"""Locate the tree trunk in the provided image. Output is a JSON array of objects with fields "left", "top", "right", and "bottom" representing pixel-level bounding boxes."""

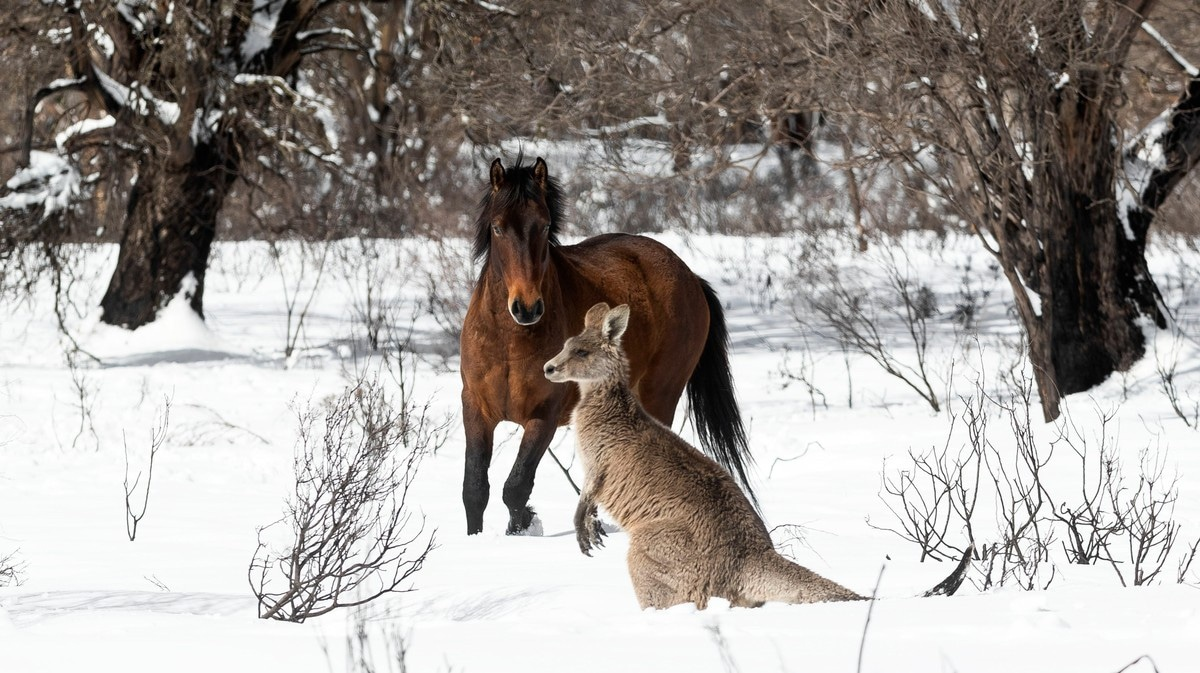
[
  {"left": 1013, "top": 82, "right": 1167, "bottom": 421},
  {"left": 1025, "top": 190, "right": 1166, "bottom": 421},
  {"left": 99, "top": 140, "right": 238, "bottom": 329}
]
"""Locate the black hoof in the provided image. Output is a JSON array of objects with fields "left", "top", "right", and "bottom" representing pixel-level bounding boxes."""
[{"left": 505, "top": 506, "right": 537, "bottom": 535}]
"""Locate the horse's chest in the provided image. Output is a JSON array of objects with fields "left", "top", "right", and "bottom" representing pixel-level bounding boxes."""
[{"left": 463, "top": 343, "right": 564, "bottom": 423}]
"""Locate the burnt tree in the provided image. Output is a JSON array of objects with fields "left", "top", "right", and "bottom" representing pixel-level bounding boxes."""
[{"left": 811, "top": 0, "right": 1200, "bottom": 419}]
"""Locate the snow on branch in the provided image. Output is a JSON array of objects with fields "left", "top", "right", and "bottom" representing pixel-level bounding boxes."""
[
  {"left": 1141, "top": 22, "right": 1199, "bottom": 77},
  {"left": 55, "top": 115, "right": 116, "bottom": 151},
  {"left": 93, "top": 68, "right": 181, "bottom": 126},
  {"left": 1119, "top": 75, "right": 1200, "bottom": 238},
  {"left": 296, "top": 27, "right": 358, "bottom": 43},
  {"left": 582, "top": 114, "right": 670, "bottom": 138},
  {"left": 472, "top": 0, "right": 519, "bottom": 17},
  {"left": 241, "top": 0, "right": 285, "bottom": 66},
  {"left": 0, "top": 150, "right": 82, "bottom": 217}
]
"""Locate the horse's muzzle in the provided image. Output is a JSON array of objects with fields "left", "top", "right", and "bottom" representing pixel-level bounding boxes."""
[{"left": 510, "top": 298, "right": 545, "bottom": 325}]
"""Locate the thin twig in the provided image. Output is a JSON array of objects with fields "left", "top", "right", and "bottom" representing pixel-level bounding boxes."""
[{"left": 856, "top": 563, "right": 886, "bottom": 673}]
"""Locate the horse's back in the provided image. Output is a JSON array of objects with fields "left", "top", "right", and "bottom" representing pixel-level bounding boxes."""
[
  {"left": 559, "top": 233, "right": 705, "bottom": 308},
  {"left": 557, "top": 233, "right": 710, "bottom": 420}
]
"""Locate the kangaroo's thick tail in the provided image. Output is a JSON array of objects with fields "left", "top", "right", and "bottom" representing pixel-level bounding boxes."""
[
  {"left": 688, "top": 279, "right": 757, "bottom": 505},
  {"left": 922, "top": 544, "right": 975, "bottom": 597},
  {"left": 743, "top": 551, "right": 865, "bottom": 604}
]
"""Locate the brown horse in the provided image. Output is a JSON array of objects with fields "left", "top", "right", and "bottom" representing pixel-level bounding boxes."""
[{"left": 460, "top": 156, "right": 755, "bottom": 535}]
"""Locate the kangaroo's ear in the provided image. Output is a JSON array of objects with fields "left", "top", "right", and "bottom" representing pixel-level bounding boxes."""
[
  {"left": 602, "top": 305, "right": 631, "bottom": 343},
  {"left": 533, "top": 157, "right": 548, "bottom": 190},
  {"left": 490, "top": 158, "right": 505, "bottom": 192},
  {"left": 584, "top": 302, "right": 611, "bottom": 328}
]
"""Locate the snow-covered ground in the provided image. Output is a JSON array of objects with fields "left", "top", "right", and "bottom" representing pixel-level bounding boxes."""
[{"left": 1, "top": 232, "right": 1197, "bottom": 672}]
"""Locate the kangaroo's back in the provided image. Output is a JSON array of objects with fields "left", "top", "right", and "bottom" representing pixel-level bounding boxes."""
[{"left": 545, "top": 303, "right": 868, "bottom": 609}]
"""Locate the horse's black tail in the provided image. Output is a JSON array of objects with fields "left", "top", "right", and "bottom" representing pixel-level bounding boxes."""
[{"left": 688, "top": 280, "right": 758, "bottom": 505}]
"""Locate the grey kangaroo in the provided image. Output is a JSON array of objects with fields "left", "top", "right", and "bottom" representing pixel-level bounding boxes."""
[{"left": 544, "top": 302, "right": 971, "bottom": 609}]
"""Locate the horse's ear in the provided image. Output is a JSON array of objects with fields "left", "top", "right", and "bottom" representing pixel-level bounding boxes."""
[
  {"left": 584, "top": 302, "right": 611, "bottom": 328},
  {"left": 533, "top": 157, "right": 548, "bottom": 190},
  {"left": 490, "top": 158, "right": 505, "bottom": 192},
  {"left": 601, "top": 305, "right": 631, "bottom": 343}
]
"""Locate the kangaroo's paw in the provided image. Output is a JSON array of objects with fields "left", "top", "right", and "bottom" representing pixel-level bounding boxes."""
[{"left": 577, "top": 513, "right": 606, "bottom": 556}]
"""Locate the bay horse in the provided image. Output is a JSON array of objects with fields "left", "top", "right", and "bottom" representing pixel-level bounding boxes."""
[{"left": 460, "top": 156, "right": 755, "bottom": 535}]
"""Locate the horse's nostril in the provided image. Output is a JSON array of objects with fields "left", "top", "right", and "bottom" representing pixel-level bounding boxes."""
[
  {"left": 532, "top": 299, "right": 544, "bottom": 318},
  {"left": 511, "top": 300, "right": 521, "bottom": 316},
  {"left": 544, "top": 363, "right": 555, "bottom": 375}
]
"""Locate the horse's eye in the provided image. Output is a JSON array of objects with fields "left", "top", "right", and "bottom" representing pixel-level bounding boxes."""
[
  {"left": 573, "top": 348, "right": 589, "bottom": 358},
  {"left": 543, "top": 222, "right": 551, "bottom": 233},
  {"left": 492, "top": 225, "right": 502, "bottom": 235}
]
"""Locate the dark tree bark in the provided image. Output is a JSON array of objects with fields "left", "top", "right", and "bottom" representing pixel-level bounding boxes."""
[
  {"left": 3, "top": 1, "right": 408, "bottom": 330},
  {"left": 99, "top": 138, "right": 240, "bottom": 327},
  {"left": 806, "top": 0, "right": 1200, "bottom": 420}
]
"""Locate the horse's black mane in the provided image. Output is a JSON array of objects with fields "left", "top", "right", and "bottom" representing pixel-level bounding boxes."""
[{"left": 472, "top": 155, "right": 565, "bottom": 262}]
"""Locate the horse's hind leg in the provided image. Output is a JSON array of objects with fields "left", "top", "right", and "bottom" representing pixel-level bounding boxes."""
[
  {"left": 462, "top": 398, "right": 495, "bottom": 535},
  {"left": 502, "top": 416, "right": 558, "bottom": 534}
]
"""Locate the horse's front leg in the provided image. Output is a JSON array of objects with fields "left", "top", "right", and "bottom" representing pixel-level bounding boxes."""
[
  {"left": 462, "top": 398, "right": 495, "bottom": 535},
  {"left": 502, "top": 416, "right": 559, "bottom": 534}
]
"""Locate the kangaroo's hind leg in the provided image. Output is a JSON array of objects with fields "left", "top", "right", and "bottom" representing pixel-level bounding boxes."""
[{"left": 626, "top": 524, "right": 709, "bottom": 609}]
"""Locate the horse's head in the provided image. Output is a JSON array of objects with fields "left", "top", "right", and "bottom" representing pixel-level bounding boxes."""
[{"left": 474, "top": 156, "right": 563, "bottom": 326}]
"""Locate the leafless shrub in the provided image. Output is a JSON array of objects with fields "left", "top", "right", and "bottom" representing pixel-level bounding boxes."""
[
  {"left": 339, "top": 239, "right": 406, "bottom": 353},
  {"left": 1176, "top": 538, "right": 1200, "bottom": 584},
  {"left": 1051, "top": 408, "right": 1128, "bottom": 568},
  {"left": 271, "top": 240, "right": 331, "bottom": 365},
  {"left": 174, "top": 402, "right": 271, "bottom": 447},
  {"left": 124, "top": 398, "right": 170, "bottom": 542},
  {"left": 1110, "top": 446, "right": 1193, "bottom": 587},
  {"left": 777, "top": 342, "right": 828, "bottom": 421},
  {"left": 794, "top": 241, "right": 942, "bottom": 412},
  {"left": 0, "top": 549, "right": 26, "bottom": 587},
  {"left": 769, "top": 523, "right": 819, "bottom": 564},
  {"left": 249, "top": 380, "right": 439, "bottom": 622},
  {"left": 875, "top": 357, "right": 1198, "bottom": 590},
  {"left": 420, "top": 238, "right": 475, "bottom": 348},
  {"left": 327, "top": 605, "right": 414, "bottom": 673},
  {"left": 1153, "top": 326, "right": 1199, "bottom": 429},
  {"left": 949, "top": 256, "right": 1000, "bottom": 335},
  {"left": 63, "top": 348, "right": 99, "bottom": 451}
]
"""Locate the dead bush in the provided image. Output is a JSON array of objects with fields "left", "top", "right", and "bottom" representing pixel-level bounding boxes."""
[
  {"left": 873, "top": 355, "right": 1198, "bottom": 590},
  {"left": 792, "top": 239, "right": 943, "bottom": 412},
  {"left": 0, "top": 549, "right": 25, "bottom": 587},
  {"left": 249, "top": 380, "right": 440, "bottom": 622}
]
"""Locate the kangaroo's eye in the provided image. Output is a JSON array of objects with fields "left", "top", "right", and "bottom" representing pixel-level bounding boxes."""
[{"left": 573, "top": 348, "right": 589, "bottom": 358}]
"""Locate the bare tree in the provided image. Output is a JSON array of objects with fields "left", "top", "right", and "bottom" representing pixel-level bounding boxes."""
[
  {"left": 0, "top": 1, "right": 458, "bottom": 329},
  {"left": 803, "top": 0, "right": 1200, "bottom": 420},
  {"left": 249, "top": 381, "right": 438, "bottom": 622}
]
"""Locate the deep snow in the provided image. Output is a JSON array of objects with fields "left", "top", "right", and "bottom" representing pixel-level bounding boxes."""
[{"left": 1, "top": 232, "right": 1197, "bottom": 673}]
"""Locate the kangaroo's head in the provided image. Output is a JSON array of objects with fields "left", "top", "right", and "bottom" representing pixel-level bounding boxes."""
[{"left": 543, "top": 302, "right": 630, "bottom": 385}]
